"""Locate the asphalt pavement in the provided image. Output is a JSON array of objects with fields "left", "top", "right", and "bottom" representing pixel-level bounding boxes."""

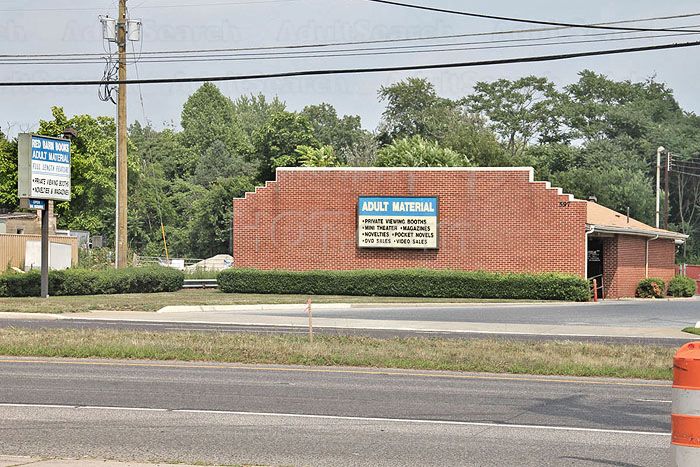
[
  {"left": 1, "top": 298, "right": 697, "bottom": 344},
  {"left": 0, "top": 316, "right": 693, "bottom": 347},
  {"left": 0, "top": 357, "right": 672, "bottom": 466},
  {"left": 302, "top": 299, "right": 700, "bottom": 328}
]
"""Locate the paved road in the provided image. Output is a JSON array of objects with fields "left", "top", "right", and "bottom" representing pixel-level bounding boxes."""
[
  {"left": 0, "top": 316, "right": 693, "bottom": 347},
  {"left": 0, "top": 357, "right": 671, "bottom": 466},
  {"left": 285, "top": 299, "right": 700, "bottom": 328}
]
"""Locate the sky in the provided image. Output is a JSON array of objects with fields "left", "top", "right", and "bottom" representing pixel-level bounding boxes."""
[{"left": 2, "top": 0, "right": 700, "bottom": 137}]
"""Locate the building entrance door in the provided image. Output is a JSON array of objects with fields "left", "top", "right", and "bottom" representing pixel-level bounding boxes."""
[{"left": 587, "top": 238, "right": 604, "bottom": 297}]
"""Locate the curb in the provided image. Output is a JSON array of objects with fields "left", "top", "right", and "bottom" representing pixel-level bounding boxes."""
[
  {"left": 158, "top": 301, "right": 597, "bottom": 313},
  {"left": 157, "top": 303, "right": 353, "bottom": 313}
]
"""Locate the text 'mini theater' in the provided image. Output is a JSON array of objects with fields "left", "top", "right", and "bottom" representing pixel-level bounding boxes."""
[{"left": 232, "top": 167, "right": 687, "bottom": 298}]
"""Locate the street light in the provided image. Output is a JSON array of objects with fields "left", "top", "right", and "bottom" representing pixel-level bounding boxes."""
[{"left": 656, "top": 146, "right": 665, "bottom": 228}]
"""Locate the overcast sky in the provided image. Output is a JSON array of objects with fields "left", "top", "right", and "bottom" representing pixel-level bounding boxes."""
[{"left": 2, "top": 0, "right": 700, "bottom": 137}]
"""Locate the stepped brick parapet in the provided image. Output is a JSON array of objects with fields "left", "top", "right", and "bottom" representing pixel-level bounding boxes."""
[{"left": 232, "top": 167, "right": 588, "bottom": 276}]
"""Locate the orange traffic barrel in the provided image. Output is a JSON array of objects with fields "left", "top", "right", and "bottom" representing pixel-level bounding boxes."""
[{"left": 672, "top": 342, "right": 700, "bottom": 465}]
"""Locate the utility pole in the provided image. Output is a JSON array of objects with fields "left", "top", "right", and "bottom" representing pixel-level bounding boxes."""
[
  {"left": 656, "top": 146, "right": 664, "bottom": 228},
  {"left": 116, "top": 0, "right": 128, "bottom": 268},
  {"left": 664, "top": 151, "right": 671, "bottom": 230}
]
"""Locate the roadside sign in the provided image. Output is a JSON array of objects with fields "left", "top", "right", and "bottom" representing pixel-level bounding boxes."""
[
  {"left": 19, "top": 198, "right": 47, "bottom": 210},
  {"left": 17, "top": 134, "right": 71, "bottom": 202},
  {"left": 16, "top": 133, "right": 72, "bottom": 299}
]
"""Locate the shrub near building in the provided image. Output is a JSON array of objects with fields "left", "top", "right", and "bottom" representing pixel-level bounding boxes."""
[
  {"left": 668, "top": 275, "right": 697, "bottom": 297},
  {"left": 0, "top": 267, "right": 184, "bottom": 297},
  {"left": 217, "top": 268, "right": 591, "bottom": 301},
  {"left": 636, "top": 278, "right": 666, "bottom": 298}
]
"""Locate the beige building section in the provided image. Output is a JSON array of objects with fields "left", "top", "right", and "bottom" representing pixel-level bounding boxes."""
[
  {"left": 0, "top": 204, "right": 58, "bottom": 236},
  {"left": 0, "top": 233, "right": 78, "bottom": 271}
]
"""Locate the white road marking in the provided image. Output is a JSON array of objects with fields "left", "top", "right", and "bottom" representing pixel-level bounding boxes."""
[
  {"left": 636, "top": 399, "right": 672, "bottom": 403},
  {"left": 79, "top": 405, "right": 167, "bottom": 412},
  {"left": 0, "top": 403, "right": 669, "bottom": 436}
]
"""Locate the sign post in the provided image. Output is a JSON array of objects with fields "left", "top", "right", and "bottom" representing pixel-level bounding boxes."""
[{"left": 17, "top": 134, "right": 72, "bottom": 298}]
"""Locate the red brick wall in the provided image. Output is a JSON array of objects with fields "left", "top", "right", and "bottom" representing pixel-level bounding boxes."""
[
  {"left": 683, "top": 265, "right": 700, "bottom": 293},
  {"left": 232, "top": 168, "right": 588, "bottom": 276},
  {"left": 603, "top": 235, "right": 677, "bottom": 298}
]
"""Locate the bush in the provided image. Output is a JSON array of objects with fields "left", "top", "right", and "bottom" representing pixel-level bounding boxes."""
[
  {"left": 668, "top": 275, "right": 697, "bottom": 297},
  {"left": 636, "top": 278, "right": 666, "bottom": 298},
  {"left": 217, "top": 268, "right": 590, "bottom": 301},
  {"left": 0, "top": 267, "right": 184, "bottom": 297}
]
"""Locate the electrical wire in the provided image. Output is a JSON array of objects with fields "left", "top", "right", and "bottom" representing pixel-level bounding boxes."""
[
  {"left": 4, "top": 12, "right": 700, "bottom": 59},
  {"left": 672, "top": 170, "right": 700, "bottom": 178},
  {"left": 673, "top": 159, "right": 700, "bottom": 166},
  {"left": 2, "top": 39, "right": 700, "bottom": 87},
  {"left": 0, "top": 0, "right": 301, "bottom": 12},
  {"left": 672, "top": 163, "right": 700, "bottom": 172},
  {"left": 5, "top": 29, "right": 700, "bottom": 66},
  {"left": 98, "top": 56, "right": 119, "bottom": 104},
  {"left": 365, "top": 0, "right": 700, "bottom": 34}
]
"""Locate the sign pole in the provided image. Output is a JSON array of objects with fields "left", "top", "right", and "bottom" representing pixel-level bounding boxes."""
[
  {"left": 40, "top": 206, "right": 49, "bottom": 298},
  {"left": 306, "top": 297, "right": 313, "bottom": 343}
]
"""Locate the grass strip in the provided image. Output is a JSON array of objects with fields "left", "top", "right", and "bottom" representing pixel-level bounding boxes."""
[
  {"left": 682, "top": 327, "right": 700, "bottom": 336},
  {"left": 0, "top": 328, "right": 674, "bottom": 380},
  {"left": 0, "top": 289, "right": 536, "bottom": 314}
]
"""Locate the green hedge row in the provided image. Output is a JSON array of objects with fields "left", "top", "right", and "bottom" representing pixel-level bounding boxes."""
[
  {"left": 217, "top": 268, "right": 591, "bottom": 301},
  {"left": 0, "top": 267, "right": 184, "bottom": 297}
]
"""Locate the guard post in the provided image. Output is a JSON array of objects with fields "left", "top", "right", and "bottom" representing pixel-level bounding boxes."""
[
  {"left": 17, "top": 134, "right": 72, "bottom": 298},
  {"left": 672, "top": 342, "right": 700, "bottom": 465}
]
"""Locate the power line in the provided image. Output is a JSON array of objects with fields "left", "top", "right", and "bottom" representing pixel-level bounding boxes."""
[
  {"left": 365, "top": 0, "right": 700, "bottom": 34},
  {"left": 0, "top": 0, "right": 300, "bottom": 12},
  {"left": 4, "top": 12, "right": 700, "bottom": 59},
  {"left": 673, "top": 162, "right": 700, "bottom": 170},
  {"left": 673, "top": 159, "right": 700, "bottom": 165},
  {"left": 672, "top": 169, "right": 700, "bottom": 178},
  {"left": 5, "top": 29, "right": 700, "bottom": 66},
  {"left": 1, "top": 39, "right": 700, "bottom": 87}
]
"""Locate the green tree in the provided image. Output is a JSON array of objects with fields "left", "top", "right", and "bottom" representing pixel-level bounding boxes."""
[
  {"left": 441, "top": 113, "right": 507, "bottom": 167},
  {"left": 252, "top": 111, "right": 318, "bottom": 180},
  {"left": 130, "top": 122, "right": 198, "bottom": 181},
  {"left": 552, "top": 167, "right": 655, "bottom": 224},
  {"left": 232, "top": 93, "right": 286, "bottom": 143},
  {"left": 301, "top": 103, "right": 364, "bottom": 161},
  {"left": 343, "top": 130, "right": 379, "bottom": 167},
  {"left": 377, "top": 77, "right": 506, "bottom": 166},
  {"left": 180, "top": 83, "right": 251, "bottom": 158},
  {"left": 0, "top": 131, "right": 18, "bottom": 210},
  {"left": 38, "top": 107, "right": 120, "bottom": 235},
  {"left": 194, "top": 140, "right": 259, "bottom": 187},
  {"left": 464, "top": 76, "right": 562, "bottom": 157},
  {"left": 377, "top": 77, "right": 454, "bottom": 142},
  {"left": 296, "top": 145, "right": 342, "bottom": 167},
  {"left": 561, "top": 70, "right": 681, "bottom": 141},
  {"left": 188, "top": 176, "right": 255, "bottom": 258},
  {"left": 374, "top": 136, "right": 470, "bottom": 167}
]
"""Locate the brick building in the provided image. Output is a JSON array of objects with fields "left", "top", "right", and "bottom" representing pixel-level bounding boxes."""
[{"left": 232, "top": 167, "right": 687, "bottom": 298}]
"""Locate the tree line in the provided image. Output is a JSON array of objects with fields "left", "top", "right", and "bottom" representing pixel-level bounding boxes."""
[{"left": 2, "top": 69, "right": 700, "bottom": 261}]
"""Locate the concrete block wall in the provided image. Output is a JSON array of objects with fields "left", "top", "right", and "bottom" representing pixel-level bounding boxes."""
[{"left": 232, "top": 168, "right": 588, "bottom": 276}]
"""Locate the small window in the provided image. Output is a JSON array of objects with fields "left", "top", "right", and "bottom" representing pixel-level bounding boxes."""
[{"left": 16, "top": 228, "right": 24, "bottom": 234}]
